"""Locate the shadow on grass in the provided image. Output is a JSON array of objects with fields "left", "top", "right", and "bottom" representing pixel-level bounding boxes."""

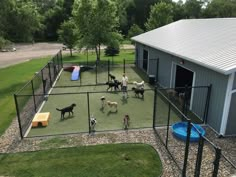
[{"left": 107, "top": 110, "right": 118, "bottom": 116}]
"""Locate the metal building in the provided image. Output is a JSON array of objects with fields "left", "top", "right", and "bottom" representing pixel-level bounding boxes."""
[{"left": 132, "top": 18, "right": 236, "bottom": 136}]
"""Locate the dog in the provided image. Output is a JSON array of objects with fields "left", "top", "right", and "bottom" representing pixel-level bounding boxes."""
[
  {"left": 107, "top": 101, "right": 118, "bottom": 111},
  {"left": 132, "top": 87, "right": 144, "bottom": 98},
  {"left": 166, "top": 89, "right": 177, "bottom": 97},
  {"left": 106, "top": 81, "right": 121, "bottom": 91},
  {"left": 109, "top": 73, "right": 116, "bottom": 80},
  {"left": 123, "top": 114, "right": 130, "bottom": 130},
  {"left": 101, "top": 96, "right": 106, "bottom": 108},
  {"left": 90, "top": 116, "right": 97, "bottom": 132},
  {"left": 133, "top": 81, "right": 145, "bottom": 89},
  {"left": 56, "top": 103, "right": 76, "bottom": 120}
]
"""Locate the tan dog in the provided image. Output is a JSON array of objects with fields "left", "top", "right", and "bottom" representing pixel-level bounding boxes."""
[
  {"left": 107, "top": 101, "right": 118, "bottom": 111},
  {"left": 166, "top": 89, "right": 177, "bottom": 97}
]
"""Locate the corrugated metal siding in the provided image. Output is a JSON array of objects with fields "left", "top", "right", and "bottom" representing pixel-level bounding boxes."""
[
  {"left": 132, "top": 18, "right": 236, "bottom": 75},
  {"left": 136, "top": 44, "right": 228, "bottom": 133},
  {"left": 233, "top": 73, "right": 236, "bottom": 89},
  {"left": 226, "top": 92, "right": 236, "bottom": 135},
  {"left": 135, "top": 43, "right": 143, "bottom": 69}
]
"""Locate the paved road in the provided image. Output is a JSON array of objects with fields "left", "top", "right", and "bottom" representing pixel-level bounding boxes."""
[
  {"left": 0, "top": 43, "right": 64, "bottom": 68},
  {"left": 0, "top": 43, "right": 134, "bottom": 69}
]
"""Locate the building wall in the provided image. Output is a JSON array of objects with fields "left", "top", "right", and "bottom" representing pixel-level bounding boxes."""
[
  {"left": 135, "top": 42, "right": 229, "bottom": 133},
  {"left": 226, "top": 92, "right": 236, "bottom": 135},
  {"left": 233, "top": 73, "right": 236, "bottom": 89}
]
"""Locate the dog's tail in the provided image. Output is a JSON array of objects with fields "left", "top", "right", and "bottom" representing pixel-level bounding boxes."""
[{"left": 56, "top": 108, "right": 61, "bottom": 111}]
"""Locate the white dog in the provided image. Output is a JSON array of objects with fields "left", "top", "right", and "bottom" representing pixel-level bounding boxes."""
[
  {"left": 107, "top": 101, "right": 118, "bottom": 111},
  {"left": 90, "top": 116, "right": 97, "bottom": 131},
  {"left": 133, "top": 81, "right": 145, "bottom": 89}
]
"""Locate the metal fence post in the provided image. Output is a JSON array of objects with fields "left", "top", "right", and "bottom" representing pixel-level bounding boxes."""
[
  {"left": 41, "top": 70, "right": 46, "bottom": 95},
  {"left": 56, "top": 53, "right": 60, "bottom": 72},
  {"left": 31, "top": 80, "right": 37, "bottom": 113},
  {"left": 60, "top": 50, "right": 63, "bottom": 68},
  {"left": 165, "top": 102, "right": 171, "bottom": 148},
  {"left": 48, "top": 63, "right": 53, "bottom": 87},
  {"left": 96, "top": 61, "right": 98, "bottom": 84},
  {"left": 87, "top": 92, "right": 91, "bottom": 134},
  {"left": 123, "top": 59, "right": 125, "bottom": 74},
  {"left": 108, "top": 60, "right": 110, "bottom": 82},
  {"left": 212, "top": 147, "right": 221, "bottom": 177},
  {"left": 182, "top": 120, "right": 192, "bottom": 177},
  {"left": 14, "top": 94, "right": 23, "bottom": 139},
  {"left": 87, "top": 49, "right": 89, "bottom": 66},
  {"left": 152, "top": 87, "right": 157, "bottom": 128},
  {"left": 194, "top": 135, "right": 205, "bottom": 177},
  {"left": 182, "top": 85, "right": 188, "bottom": 117},
  {"left": 155, "top": 58, "right": 159, "bottom": 84},
  {"left": 204, "top": 84, "right": 212, "bottom": 123}
]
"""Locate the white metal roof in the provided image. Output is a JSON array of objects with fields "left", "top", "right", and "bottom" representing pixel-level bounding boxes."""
[{"left": 132, "top": 18, "right": 236, "bottom": 75}]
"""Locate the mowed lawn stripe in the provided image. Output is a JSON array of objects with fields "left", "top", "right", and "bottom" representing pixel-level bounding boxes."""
[{"left": 0, "top": 143, "right": 162, "bottom": 177}]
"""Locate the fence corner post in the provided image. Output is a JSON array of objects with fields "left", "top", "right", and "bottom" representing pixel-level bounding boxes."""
[
  {"left": 87, "top": 92, "right": 91, "bottom": 134},
  {"left": 212, "top": 147, "right": 221, "bottom": 177},
  {"left": 182, "top": 120, "right": 192, "bottom": 177},
  {"left": 14, "top": 94, "right": 23, "bottom": 139},
  {"left": 123, "top": 58, "right": 125, "bottom": 74},
  {"left": 152, "top": 86, "right": 158, "bottom": 129}
]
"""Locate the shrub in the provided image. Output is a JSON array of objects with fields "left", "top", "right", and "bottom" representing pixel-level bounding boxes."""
[{"left": 105, "top": 46, "right": 120, "bottom": 56}]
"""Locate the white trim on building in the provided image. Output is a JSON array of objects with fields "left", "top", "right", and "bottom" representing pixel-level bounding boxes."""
[{"left": 220, "top": 73, "right": 235, "bottom": 135}]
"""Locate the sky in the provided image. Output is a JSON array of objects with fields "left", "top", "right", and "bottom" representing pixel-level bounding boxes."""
[{"left": 172, "top": 0, "right": 186, "bottom": 3}]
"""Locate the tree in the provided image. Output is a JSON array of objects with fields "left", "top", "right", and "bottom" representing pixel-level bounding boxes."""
[
  {"left": 128, "top": 24, "right": 144, "bottom": 43},
  {"left": 73, "top": 0, "right": 120, "bottom": 61},
  {"left": 114, "top": 0, "right": 134, "bottom": 35},
  {"left": 0, "top": 0, "right": 42, "bottom": 42},
  {"left": 126, "top": 0, "right": 159, "bottom": 31},
  {"left": 184, "top": 0, "right": 203, "bottom": 18},
  {"left": 145, "top": 2, "right": 173, "bottom": 31},
  {"left": 58, "top": 19, "right": 77, "bottom": 56},
  {"left": 203, "top": 0, "right": 236, "bottom": 18},
  {"left": 172, "top": 1, "right": 186, "bottom": 21}
]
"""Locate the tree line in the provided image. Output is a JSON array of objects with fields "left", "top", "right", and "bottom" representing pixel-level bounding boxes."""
[{"left": 0, "top": 0, "right": 235, "bottom": 57}]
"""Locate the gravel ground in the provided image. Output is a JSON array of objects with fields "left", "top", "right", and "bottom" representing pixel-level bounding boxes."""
[{"left": 0, "top": 117, "right": 236, "bottom": 176}]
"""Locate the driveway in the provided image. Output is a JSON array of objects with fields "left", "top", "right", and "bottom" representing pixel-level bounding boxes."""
[{"left": 0, "top": 43, "right": 64, "bottom": 68}]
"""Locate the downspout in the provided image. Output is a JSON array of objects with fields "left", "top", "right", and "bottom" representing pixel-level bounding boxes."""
[{"left": 220, "top": 73, "right": 235, "bottom": 136}]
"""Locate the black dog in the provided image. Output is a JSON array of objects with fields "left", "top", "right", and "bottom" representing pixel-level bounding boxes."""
[
  {"left": 56, "top": 103, "right": 76, "bottom": 120},
  {"left": 132, "top": 87, "right": 144, "bottom": 98},
  {"left": 109, "top": 73, "right": 116, "bottom": 80},
  {"left": 106, "top": 80, "right": 121, "bottom": 91}
]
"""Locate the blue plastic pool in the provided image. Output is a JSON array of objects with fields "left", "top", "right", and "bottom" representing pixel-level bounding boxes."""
[{"left": 171, "top": 122, "right": 206, "bottom": 142}]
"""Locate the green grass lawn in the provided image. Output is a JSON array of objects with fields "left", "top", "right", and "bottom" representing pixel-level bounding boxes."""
[
  {"left": 63, "top": 49, "right": 135, "bottom": 65},
  {"left": 0, "top": 143, "right": 163, "bottom": 177},
  {"left": 0, "top": 58, "right": 50, "bottom": 135}
]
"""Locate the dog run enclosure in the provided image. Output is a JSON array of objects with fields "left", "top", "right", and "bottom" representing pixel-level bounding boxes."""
[{"left": 14, "top": 50, "right": 235, "bottom": 176}]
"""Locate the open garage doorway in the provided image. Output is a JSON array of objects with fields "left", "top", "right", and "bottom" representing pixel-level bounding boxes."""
[{"left": 175, "top": 65, "right": 194, "bottom": 107}]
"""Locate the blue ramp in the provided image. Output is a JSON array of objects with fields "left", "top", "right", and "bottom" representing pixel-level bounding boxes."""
[{"left": 71, "top": 66, "right": 80, "bottom": 81}]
